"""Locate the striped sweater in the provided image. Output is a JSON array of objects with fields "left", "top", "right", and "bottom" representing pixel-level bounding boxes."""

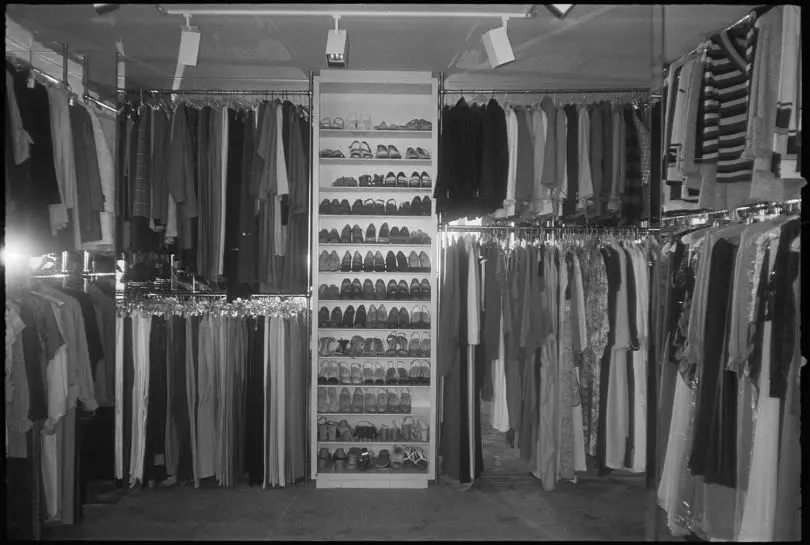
[{"left": 698, "top": 18, "right": 755, "bottom": 183}]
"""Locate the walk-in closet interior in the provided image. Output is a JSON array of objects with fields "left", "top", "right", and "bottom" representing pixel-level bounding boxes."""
[{"left": 5, "top": 3, "right": 802, "bottom": 542}]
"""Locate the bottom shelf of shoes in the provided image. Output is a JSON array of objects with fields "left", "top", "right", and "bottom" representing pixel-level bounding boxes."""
[{"left": 316, "top": 463, "right": 431, "bottom": 489}]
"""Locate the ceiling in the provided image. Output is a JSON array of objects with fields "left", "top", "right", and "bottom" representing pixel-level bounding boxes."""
[{"left": 6, "top": 3, "right": 754, "bottom": 96}]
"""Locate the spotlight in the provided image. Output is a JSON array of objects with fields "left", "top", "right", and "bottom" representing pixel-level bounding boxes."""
[
  {"left": 326, "top": 15, "right": 348, "bottom": 68},
  {"left": 482, "top": 17, "right": 515, "bottom": 69},
  {"left": 94, "top": 4, "right": 119, "bottom": 16},
  {"left": 546, "top": 4, "right": 575, "bottom": 19},
  {"left": 178, "top": 14, "right": 201, "bottom": 67}
]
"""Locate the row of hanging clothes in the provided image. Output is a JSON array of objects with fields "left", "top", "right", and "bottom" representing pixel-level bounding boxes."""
[
  {"left": 437, "top": 225, "right": 657, "bottom": 489},
  {"left": 434, "top": 91, "right": 660, "bottom": 226},
  {"left": 5, "top": 260, "right": 117, "bottom": 540},
  {"left": 114, "top": 294, "right": 309, "bottom": 490},
  {"left": 654, "top": 204, "right": 801, "bottom": 542},
  {"left": 5, "top": 59, "right": 117, "bottom": 256},
  {"left": 663, "top": 4, "right": 805, "bottom": 213},
  {"left": 117, "top": 91, "right": 311, "bottom": 294}
]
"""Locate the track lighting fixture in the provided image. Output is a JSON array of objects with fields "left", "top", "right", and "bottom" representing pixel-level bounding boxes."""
[
  {"left": 178, "top": 13, "right": 201, "bottom": 67},
  {"left": 93, "top": 4, "right": 119, "bottom": 16},
  {"left": 325, "top": 15, "right": 348, "bottom": 68},
  {"left": 546, "top": 4, "right": 575, "bottom": 19},
  {"left": 482, "top": 17, "right": 515, "bottom": 69}
]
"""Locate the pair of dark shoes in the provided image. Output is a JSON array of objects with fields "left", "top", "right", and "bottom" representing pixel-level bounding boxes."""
[{"left": 330, "top": 278, "right": 432, "bottom": 301}]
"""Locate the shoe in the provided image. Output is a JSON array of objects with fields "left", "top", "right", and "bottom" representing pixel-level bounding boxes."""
[
  {"left": 396, "top": 171, "right": 408, "bottom": 187},
  {"left": 408, "top": 361, "right": 420, "bottom": 385},
  {"left": 385, "top": 362, "right": 397, "bottom": 385},
  {"left": 385, "top": 333, "right": 397, "bottom": 357},
  {"left": 406, "top": 147, "right": 418, "bottom": 159},
  {"left": 339, "top": 199, "right": 352, "bottom": 214},
  {"left": 410, "top": 278, "right": 421, "bottom": 300},
  {"left": 318, "top": 447, "right": 331, "bottom": 471},
  {"left": 319, "top": 284, "right": 329, "bottom": 300},
  {"left": 329, "top": 251, "right": 341, "bottom": 271},
  {"left": 374, "top": 363, "right": 385, "bottom": 385},
  {"left": 364, "top": 386, "right": 377, "bottom": 412},
  {"left": 422, "top": 196, "right": 432, "bottom": 216},
  {"left": 339, "top": 388, "right": 351, "bottom": 412},
  {"left": 374, "top": 251, "right": 386, "bottom": 272},
  {"left": 387, "top": 145, "right": 402, "bottom": 159},
  {"left": 355, "top": 305, "right": 367, "bottom": 328},
  {"left": 391, "top": 446, "right": 405, "bottom": 469},
  {"left": 362, "top": 279, "right": 374, "bottom": 300},
  {"left": 343, "top": 305, "right": 355, "bottom": 328},
  {"left": 409, "top": 171, "right": 421, "bottom": 187},
  {"left": 389, "top": 226, "right": 401, "bottom": 243},
  {"left": 396, "top": 251, "right": 409, "bottom": 272},
  {"left": 378, "top": 222, "right": 390, "bottom": 243},
  {"left": 398, "top": 201, "right": 411, "bottom": 216},
  {"left": 340, "top": 279, "right": 352, "bottom": 299},
  {"left": 360, "top": 141, "right": 373, "bottom": 159},
  {"left": 397, "top": 362, "right": 409, "bottom": 384},
  {"left": 318, "top": 385, "right": 329, "bottom": 414},
  {"left": 408, "top": 334, "right": 420, "bottom": 357},
  {"left": 319, "top": 229, "right": 330, "bottom": 243},
  {"left": 375, "top": 279, "right": 387, "bottom": 300},
  {"left": 352, "top": 388, "right": 364, "bottom": 413},
  {"left": 373, "top": 174, "right": 384, "bottom": 186},
  {"left": 351, "top": 224, "right": 364, "bottom": 244},
  {"left": 347, "top": 447, "right": 360, "bottom": 469},
  {"left": 366, "top": 223, "right": 377, "bottom": 243},
  {"left": 385, "top": 251, "right": 398, "bottom": 272},
  {"left": 363, "top": 361, "right": 375, "bottom": 385},
  {"left": 408, "top": 251, "right": 419, "bottom": 272},
  {"left": 400, "top": 227, "right": 410, "bottom": 242},
  {"left": 362, "top": 337, "right": 374, "bottom": 357},
  {"left": 398, "top": 307, "right": 410, "bottom": 329},
  {"left": 418, "top": 251, "right": 431, "bottom": 272},
  {"left": 330, "top": 198, "right": 341, "bottom": 213},
  {"left": 363, "top": 199, "right": 375, "bottom": 214},
  {"left": 349, "top": 140, "right": 363, "bottom": 159},
  {"left": 421, "top": 307, "right": 431, "bottom": 330},
  {"left": 373, "top": 200, "right": 385, "bottom": 215},
  {"left": 351, "top": 278, "right": 363, "bottom": 299},
  {"left": 388, "top": 389, "right": 400, "bottom": 413},
  {"left": 387, "top": 307, "right": 399, "bottom": 328},
  {"left": 386, "top": 280, "right": 398, "bottom": 300},
  {"left": 385, "top": 199, "right": 397, "bottom": 216},
  {"left": 319, "top": 199, "right": 332, "bottom": 214},
  {"left": 329, "top": 307, "right": 343, "bottom": 328},
  {"left": 329, "top": 284, "right": 342, "bottom": 299},
  {"left": 333, "top": 447, "right": 348, "bottom": 471},
  {"left": 376, "top": 449, "right": 391, "bottom": 469},
  {"left": 341, "top": 251, "right": 352, "bottom": 272},
  {"left": 318, "top": 251, "right": 329, "bottom": 272},
  {"left": 420, "top": 279, "right": 431, "bottom": 300},
  {"left": 367, "top": 305, "right": 378, "bottom": 329},
  {"left": 416, "top": 147, "right": 430, "bottom": 160},
  {"left": 397, "top": 335, "right": 409, "bottom": 357},
  {"left": 351, "top": 199, "right": 364, "bottom": 215},
  {"left": 384, "top": 172, "right": 396, "bottom": 186},
  {"left": 351, "top": 362, "right": 363, "bottom": 385},
  {"left": 375, "top": 144, "right": 389, "bottom": 159},
  {"left": 351, "top": 251, "right": 363, "bottom": 273},
  {"left": 420, "top": 171, "right": 432, "bottom": 188},
  {"left": 410, "top": 196, "right": 422, "bottom": 215},
  {"left": 398, "top": 280, "right": 410, "bottom": 300},
  {"left": 401, "top": 388, "right": 412, "bottom": 413},
  {"left": 359, "top": 174, "right": 372, "bottom": 187},
  {"left": 376, "top": 305, "right": 387, "bottom": 328},
  {"left": 329, "top": 229, "right": 341, "bottom": 243},
  {"left": 363, "top": 251, "right": 375, "bottom": 272}
]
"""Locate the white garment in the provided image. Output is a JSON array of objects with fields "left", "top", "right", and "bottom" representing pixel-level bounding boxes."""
[
  {"left": 44, "top": 302, "right": 69, "bottom": 431},
  {"left": 6, "top": 69, "right": 32, "bottom": 165},
  {"left": 629, "top": 246, "right": 648, "bottom": 472},
  {"left": 572, "top": 368, "right": 588, "bottom": 473},
  {"left": 185, "top": 317, "right": 199, "bottom": 487},
  {"left": 274, "top": 103, "right": 289, "bottom": 258},
  {"left": 577, "top": 106, "right": 594, "bottom": 209},
  {"left": 197, "top": 316, "right": 216, "bottom": 479},
  {"left": 571, "top": 252, "right": 588, "bottom": 473},
  {"left": 129, "top": 313, "right": 152, "bottom": 487},
  {"left": 738, "top": 240, "right": 780, "bottom": 541},
  {"left": 44, "top": 86, "right": 76, "bottom": 233},
  {"left": 657, "top": 372, "right": 696, "bottom": 537},
  {"left": 115, "top": 315, "right": 124, "bottom": 480},
  {"left": 82, "top": 105, "right": 116, "bottom": 251},
  {"left": 500, "top": 105, "right": 519, "bottom": 217},
  {"left": 490, "top": 312, "right": 510, "bottom": 432},
  {"left": 273, "top": 317, "right": 286, "bottom": 488}
]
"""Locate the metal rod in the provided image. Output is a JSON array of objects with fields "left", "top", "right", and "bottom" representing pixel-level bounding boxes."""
[
  {"left": 661, "top": 198, "right": 801, "bottom": 223},
  {"left": 62, "top": 43, "right": 68, "bottom": 86},
  {"left": 440, "top": 87, "right": 650, "bottom": 96},
  {"left": 120, "top": 88, "right": 311, "bottom": 95},
  {"left": 160, "top": 6, "right": 530, "bottom": 19}
]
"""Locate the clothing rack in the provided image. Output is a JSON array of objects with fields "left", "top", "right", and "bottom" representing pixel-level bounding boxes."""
[
  {"left": 5, "top": 50, "right": 117, "bottom": 114},
  {"left": 660, "top": 198, "right": 801, "bottom": 225},
  {"left": 440, "top": 86, "right": 650, "bottom": 96}
]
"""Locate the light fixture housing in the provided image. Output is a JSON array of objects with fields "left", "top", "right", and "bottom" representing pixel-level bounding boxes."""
[
  {"left": 482, "top": 19, "right": 515, "bottom": 68},
  {"left": 94, "top": 4, "right": 119, "bottom": 15},
  {"left": 546, "top": 4, "right": 575, "bottom": 19},
  {"left": 326, "top": 17, "right": 348, "bottom": 68}
]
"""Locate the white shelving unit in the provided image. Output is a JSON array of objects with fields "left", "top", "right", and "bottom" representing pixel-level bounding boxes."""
[{"left": 311, "top": 70, "right": 438, "bottom": 489}]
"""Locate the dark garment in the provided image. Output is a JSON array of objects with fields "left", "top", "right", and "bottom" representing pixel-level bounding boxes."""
[
  {"left": 481, "top": 244, "right": 502, "bottom": 363},
  {"left": 245, "top": 317, "right": 265, "bottom": 486},
  {"left": 623, "top": 105, "right": 644, "bottom": 222},
  {"left": 564, "top": 104, "right": 579, "bottom": 217},
  {"left": 479, "top": 98, "right": 509, "bottom": 209},
  {"left": 56, "top": 287, "right": 104, "bottom": 379},
  {"left": 143, "top": 317, "right": 168, "bottom": 484},
  {"left": 17, "top": 299, "right": 49, "bottom": 421},
  {"left": 237, "top": 109, "right": 259, "bottom": 287},
  {"left": 149, "top": 108, "right": 171, "bottom": 224},
  {"left": 129, "top": 107, "right": 159, "bottom": 252},
  {"left": 282, "top": 101, "right": 310, "bottom": 294},
  {"left": 623, "top": 248, "right": 640, "bottom": 350},
  {"left": 166, "top": 103, "right": 199, "bottom": 216},
  {"left": 540, "top": 97, "right": 558, "bottom": 188},
  {"left": 649, "top": 102, "right": 662, "bottom": 222},
  {"left": 768, "top": 219, "right": 800, "bottom": 398},
  {"left": 171, "top": 317, "right": 193, "bottom": 482},
  {"left": 514, "top": 108, "right": 535, "bottom": 209},
  {"left": 601, "top": 103, "right": 614, "bottom": 211},
  {"left": 597, "top": 246, "right": 620, "bottom": 474},
  {"left": 589, "top": 104, "right": 604, "bottom": 211},
  {"left": 115, "top": 112, "right": 128, "bottom": 252},
  {"left": 689, "top": 238, "right": 737, "bottom": 487}
]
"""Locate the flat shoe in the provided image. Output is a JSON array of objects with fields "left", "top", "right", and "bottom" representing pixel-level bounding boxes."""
[
  {"left": 376, "top": 145, "right": 389, "bottom": 159},
  {"left": 387, "top": 145, "right": 402, "bottom": 159}
]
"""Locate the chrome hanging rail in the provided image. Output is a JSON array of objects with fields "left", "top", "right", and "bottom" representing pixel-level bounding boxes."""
[
  {"left": 660, "top": 198, "right": 801, "bottom": 224},
  {"left": 440, "top": 86, "right": 650, "bottom": 96},
  {"left": 119, "top": 88, "right": 312, "bottom": 95}
]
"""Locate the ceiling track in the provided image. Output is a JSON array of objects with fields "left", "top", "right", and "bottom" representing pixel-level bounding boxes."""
[{"left": 157, "top": 5, "right": 535, "bottom": 20}]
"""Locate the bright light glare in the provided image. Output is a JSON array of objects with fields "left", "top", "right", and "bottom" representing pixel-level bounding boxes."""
[{"left": 1, "top": 243, "right": 32, "bottom": 268}]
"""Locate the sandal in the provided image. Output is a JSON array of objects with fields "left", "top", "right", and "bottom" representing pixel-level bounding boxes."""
[
  {"left": 396, "top": 361, "right": 409, "bottom": 384},
  {"left": 360, "top": 141, "right": 374, "bottom": 159},
  {"left": 396, "top": 335, "right": 409, "bottom": 357},
  {"left": 385, "top": 333, "right": 398, "bottom": 357}
]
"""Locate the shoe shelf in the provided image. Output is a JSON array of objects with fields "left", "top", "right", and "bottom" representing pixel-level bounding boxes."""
[
  {"left": 312, "top": 70, "right": 438, "bottom": 488},
  {"left": 320, "top": 129, "right": 431, "bottom": 138},
  {"left": 319, "top": 186, "right": 433, "bottom": 193},
  {"left": 319, "top": 158, "right": 431, "bottom": 166}
]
